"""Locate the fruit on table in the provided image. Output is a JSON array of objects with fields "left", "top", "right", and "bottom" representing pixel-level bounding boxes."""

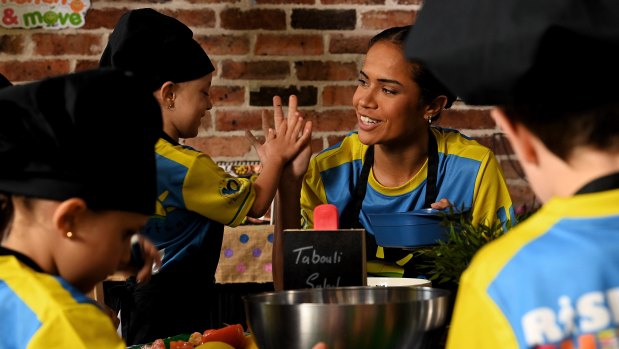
[
  {"left": 134, "top": 324, "right": 249, "bottom": 349},
  {"left": 195, "top": 342, "right": 235, "bottom": 349},
  {"left": 201, "top": 324, "right": 246, "bottom": 349}
]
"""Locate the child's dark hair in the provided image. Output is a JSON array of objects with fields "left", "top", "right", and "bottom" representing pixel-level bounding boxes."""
[
  {"left": 0, "top": 192, "right": 13, "bottom": 240},
  {"left": 501, "top": 102, "right": 619, "bottom": 160},
  {"left": 369, "top": 25, "right": 457, "bottom": 121}
]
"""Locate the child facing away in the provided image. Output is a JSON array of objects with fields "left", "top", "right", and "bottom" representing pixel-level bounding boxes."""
[
  {"left": 99, "top": 8, "right": 312, "bottom": 345},
  {"left": 406, "top": 0, "right": 619, "bottom": 348},
  {"left": 0, "top": 68, "right": 163, "bottom": 348}
]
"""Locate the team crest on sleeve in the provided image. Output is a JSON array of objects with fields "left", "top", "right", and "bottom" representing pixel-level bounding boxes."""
[{"left": 219, "top": 178, "right": 249, "bottom": 201}]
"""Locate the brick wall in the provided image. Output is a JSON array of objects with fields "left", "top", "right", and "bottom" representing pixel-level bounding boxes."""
[{"left": 0, "top": 0, "right": 535, "bottom": 209}]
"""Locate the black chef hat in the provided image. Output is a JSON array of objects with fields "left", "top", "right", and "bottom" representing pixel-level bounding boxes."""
[
  {"left": 0, "top": 68, "right": 162, "bottom": 215},
  {"left": 405, "top": 0, "right": 619, "bottom": 111},
  {"left": 0, "top": 73, "right": 11, "bottom": 89},
  {"left": 100, "top": 8, "right": 215, "bottom": 89}
]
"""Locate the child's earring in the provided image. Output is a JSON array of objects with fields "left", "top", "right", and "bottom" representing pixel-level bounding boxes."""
[{"left": 66, "top": 231, "right": 74, "bottom": 239}]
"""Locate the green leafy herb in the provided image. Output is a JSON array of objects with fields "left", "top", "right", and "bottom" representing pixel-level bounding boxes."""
[{"left": 414, "top": 208, "right": 534, "bottom": 286}]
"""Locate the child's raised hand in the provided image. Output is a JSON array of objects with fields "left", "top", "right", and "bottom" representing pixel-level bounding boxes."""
[{"left": 246, "top": 95, "right": 312, "bottom": 167}]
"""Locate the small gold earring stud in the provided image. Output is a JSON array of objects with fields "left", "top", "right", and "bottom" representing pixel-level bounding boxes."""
[{"left": 66, "top": 231, "right": 73, "bottom": 238}]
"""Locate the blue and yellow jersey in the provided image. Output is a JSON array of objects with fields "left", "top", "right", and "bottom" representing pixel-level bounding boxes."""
[
  {"left": 447, "top": 188, "right": 619, "bottom": 349},
  {"left": 302, "top": 128, "right": 515, "bottom": 231},
  {"left": 142, "top": 136, "right": 255, "bottom": 274},
  {"left": 0, "top": 247, "right": 124, "bottom": 349}
]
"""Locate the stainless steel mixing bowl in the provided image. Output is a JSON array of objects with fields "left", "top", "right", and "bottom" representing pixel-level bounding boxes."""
[{"left": 244, "top": 286, "right": 450, "bottom": 349}]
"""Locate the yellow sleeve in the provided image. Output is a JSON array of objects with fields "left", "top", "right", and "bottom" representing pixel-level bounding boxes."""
[
  {"left": 183, "top": 153, "right": 255, "bottom": 227},
  {"left": 29, "top": 303, "right": 125, "bottom": 349},
  {"left": 471, "top": 150, "right": 515, "bottom": 226}
]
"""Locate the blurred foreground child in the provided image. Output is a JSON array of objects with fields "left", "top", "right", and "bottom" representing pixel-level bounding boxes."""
[
  {"left": 0, "top": 68, "right": 162, "bottom": 348},
  {"left": 407, "top": 0, "right": 619, "bottom": 347}
]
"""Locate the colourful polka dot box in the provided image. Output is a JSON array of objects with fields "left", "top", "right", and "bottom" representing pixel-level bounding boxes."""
[{"left": 215, "top": 224, "right": 274, "bottom": 284}]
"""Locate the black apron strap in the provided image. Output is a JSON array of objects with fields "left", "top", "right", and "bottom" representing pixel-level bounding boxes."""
[
  {"left": 341, "top": 145, "right": 374, "bottom": 229},
  {"left": 341, "top": 128, "right": 440, "bottom": 274},
  {"left": 343, "top": 127, "right": 439, "bottom": 228}
]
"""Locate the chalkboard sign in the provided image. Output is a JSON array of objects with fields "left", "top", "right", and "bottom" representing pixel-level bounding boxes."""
[{"left": 282, "top": 229, "right": 366, "bottom": 290}]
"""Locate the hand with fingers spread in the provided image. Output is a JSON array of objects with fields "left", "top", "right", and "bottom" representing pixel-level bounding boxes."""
[
  {"left": 245, "top": 95, "right": 312, "bottom": 218},
  {"left": 272, "top": 95, "right": 314, "bottom": 181},
  {"left": 246, "top": 95, "right": 312, "bottom": 167}
]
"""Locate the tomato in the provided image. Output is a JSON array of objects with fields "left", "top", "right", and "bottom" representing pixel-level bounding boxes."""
[
  {"left": 201, "top": 324, "right": 246, "bottom": 349},
  {"left": 195, "top": 342, "right": 235, "bottom": 349},
  {"left": 170, "top": 340, "right": 194, "bottom": 349}
]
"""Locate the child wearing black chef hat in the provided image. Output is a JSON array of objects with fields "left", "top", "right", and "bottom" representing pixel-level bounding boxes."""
[
  {"left": 406, "top": 0, "right": 619, "bottom": 348},
  {"left": 100, "top": 8, "right": 312, "bottom": 345},
  {"left": 0, "top": 68, "right": 162, "bottom": 348}
]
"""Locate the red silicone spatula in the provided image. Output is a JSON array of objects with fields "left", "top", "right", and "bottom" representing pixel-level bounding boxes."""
[{"left": 313, "top": 204, "right": 339, "bottom": 230}]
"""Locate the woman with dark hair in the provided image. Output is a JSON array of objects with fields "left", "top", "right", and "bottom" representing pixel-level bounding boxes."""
[{"left": 273, "top": 26, "right": 515, "bottom": 289}]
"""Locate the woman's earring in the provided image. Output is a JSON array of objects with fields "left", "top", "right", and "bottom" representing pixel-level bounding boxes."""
[
  {"left": 167, "top": 103, "right": 175, "bottom": 111},
  {"left": 66, "top": 231, "right": 73, "bottom": 239},
  {"left": 426, "top": 115, "right": 433, "bottom": 125}
]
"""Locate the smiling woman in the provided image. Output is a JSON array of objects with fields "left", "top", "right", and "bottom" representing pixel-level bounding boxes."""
[{"left": 274, "top": 25, "right": 516, "bottom": 290}]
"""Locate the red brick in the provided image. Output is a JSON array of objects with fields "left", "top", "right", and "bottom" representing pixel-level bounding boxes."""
[
  {"left": 255, "top": 34, "right": 323, "bottom": 56},
  {"left": 185, "top": 135, "right": 253, "bottom": 157},
  {"left": 305, "top": 109, "right": 357, "bottom": 132},
  {"left": 82, "top": 8, "right": 129, "bottom": 30},
  {"left": 216, "top": 110, "right": 263, "bottom": 131},
  {"left": 0, "top": 60, "right": 70, "bottom": 82},
  {"left": 311, "top": 137, "right": 325, "bottom": 153},
  {"left": 250, "top": 86, "right": 317, "bottom": 106},
  {"left": 322, "top": 85, "right": 356, "bottom": 106},
  {"left": 361, "top": 10, "right": 417, "bottom": 29},
  {"left": 171, "top": 9, "right": 216, "bottom": 28},
  {"left": 210, "top": 86, "right": 245, "bottom": 106},
  {"left": 473, "top": 134, "right": 515, "bottom": 157},
  {"left": 436, "top": 108, "right": 496, "bottom": 130},
  {"left": 196, "top": 34, "right": 250, "bottom": 55},
  {"left": 396, "top": 0, "right": 422, "bottom": 4},
  {"left": 220, "top": 60, "right": 290, "bottom": 80},
  {"left": 201, "top": 112, "right": 213, "bottom": 131},
  {"left": 322, "top": 0, "right": 383, "bottom": 4},
  {"left": 220, "top": 9, "right": 286, "bottom": 30},
  {"left": 0, "top": 34, "right": 25, "bottom": 55},
  {"left": 327, "top": 134, "right": 347, "bottom": 147},
  {"left": 256, "top": 0, "right": 314, "bottom": 3},
  {"left": 75, "top": 60, "right": 99, "bottom": 72},
  {"left": 295, "top": 61, "right": 358, "bottom": 81},
  {"left": 508, "top": 185, "right": 538, "bottom": 212},
  {"left": 500, "top": 158, "right": 527, "bottom": 181},
  {"left": 187, "top": 0, "right": 239, "bottom": 4},
  {"left": 32, "top": 34, "right": 102, "bottom": 56},
  {"left": 291, "top": 9, "right": 356, "bottom": 30},
  {"left": 329, "top": 34, "right": 372, "bottom": 54}
]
